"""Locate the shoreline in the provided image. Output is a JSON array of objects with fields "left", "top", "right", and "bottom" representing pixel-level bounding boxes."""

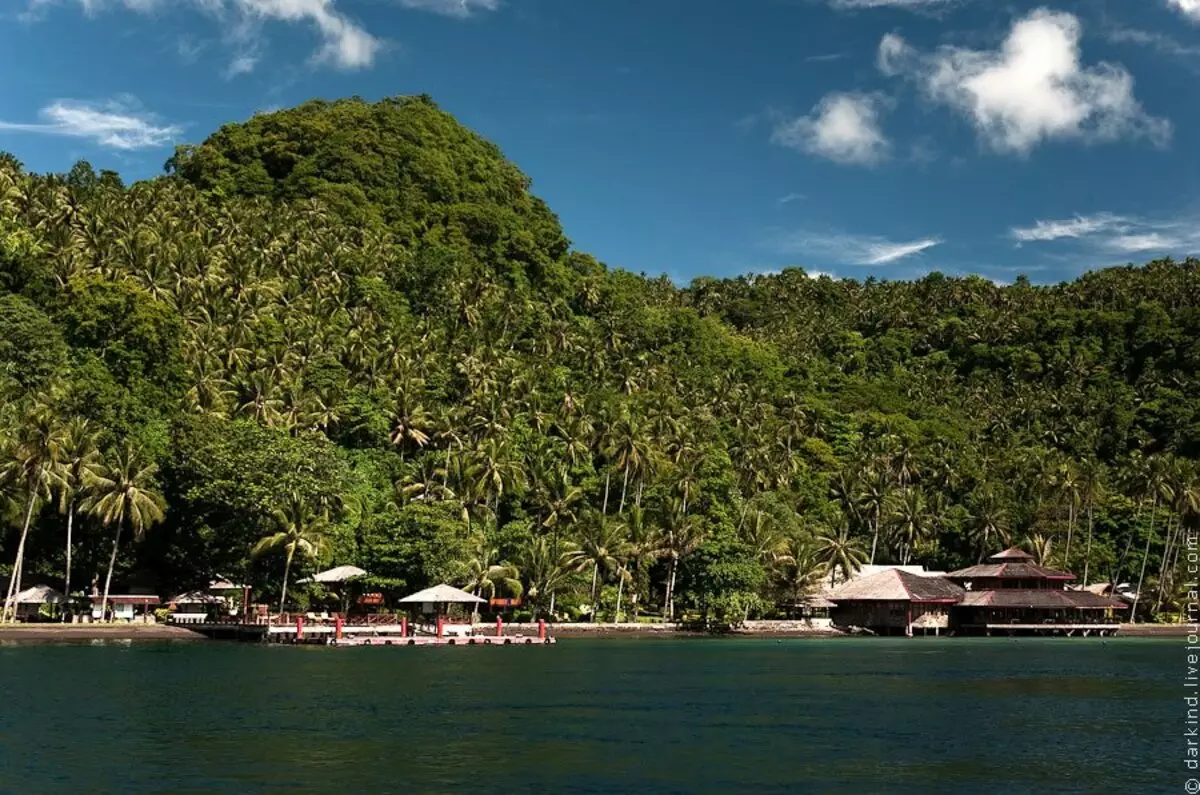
[
  {"left": 0, "top": 624, "right": 207, "bottom": 643},
  {"left": 0, "top": 621, "right": 1183, "bottom": 643}
]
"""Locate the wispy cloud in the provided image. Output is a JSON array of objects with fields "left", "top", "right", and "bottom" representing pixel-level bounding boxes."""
[
  {"left": 771, "top": 92, "right": 891, "bottom": 166},
  {"left": 830, "top": 0, "right": 961, "bottom": 8},
  {"left": 803, "top": 53, "right": 845, "bottom": 63},
  {"left": 0, "top": 97, "right": 181, "bottom": 150},
  {"left": 1106, "top": 25, "right": 1200, "bottom": 65},
  {"left": 1010, "top": 212, "right": 1200, "bottom": 255},
  {"left": 24, "top": 0, "right": 381, "bottom": 72},
  {"left": 777, "top": 192, "right": 806, "bottom": 205},
  {"left": 777, "top": 229, "right": 942, "bottom": 265},
  {"left": 397, "top": 0, "right": 499, "bottom": 16},
  {"left": 879, "top": 9, "right": 1171, "bottom": 154},
  {"left": 23, "top": 0, "right": 497, "bottom": 74}
]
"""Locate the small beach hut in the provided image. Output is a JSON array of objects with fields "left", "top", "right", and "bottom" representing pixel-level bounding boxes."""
[
  {"left": 13, "top": 585, "right": 67, "bottom": 622},
  {"left": 398, "top": 584, "right": 486, "bottom": 637},
  {"left": 298, "top": 566, "right": 369, "bottom": 615},
  {"left": 167, "top": 590, "right": 225, "bottom": 623}
]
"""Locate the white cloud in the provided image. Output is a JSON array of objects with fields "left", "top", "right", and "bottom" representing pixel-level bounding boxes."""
[
  {"left": 0, "top": 97, "right": 181, "bottom": 149},
  {"left": 1009, "top": 212, "right": 1200, "bottom": 255},
  {"left": 777, "top": 192, "right": 806, "bottom": 204},
  {"left": 1010, "top": 213, "right": 1124, "bottom": 242},
  {"left": 25, "top": 0, "right": 397, "bottom": 72},
  {"left": 779, "top": 230, "right": 941, "bottom": 265},
  {"left": 1168, "top": 0, "right": 1200, "bottom": 22},
  {"left": 879, "top": 9, "right": 1171, "bottom": 154},
  {"left": 397, "top": 0, "right": 499, "bottom": 16},
  {"left": 771, "top": 92, "right": 891, "bottom": 165}
]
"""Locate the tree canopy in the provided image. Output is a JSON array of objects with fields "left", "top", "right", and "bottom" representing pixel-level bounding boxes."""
[{"left": 0, "top": 96, "right": 1197, "bottom": 625}]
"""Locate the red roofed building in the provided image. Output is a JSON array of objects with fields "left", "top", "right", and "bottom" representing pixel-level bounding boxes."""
[
  {"left": 827, "top": 547, "right": 1128, "bottom": 637},
  {"left": 945, "top": 547, "right": 1126, "bottom": 636}
]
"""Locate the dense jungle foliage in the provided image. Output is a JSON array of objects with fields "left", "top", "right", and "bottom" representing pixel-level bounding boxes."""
[{"left": 1, "top": 95, "right": 1197, "bottom": 624}]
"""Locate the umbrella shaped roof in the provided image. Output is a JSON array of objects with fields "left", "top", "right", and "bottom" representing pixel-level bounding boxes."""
[
  {"left": 302, "top": 565, "right": 368, "bottom": 584},
  {"left": 170, "top": 590, "right": 225, "bottom": 605},
  {"left": 14, "top": 585, "right": 67, "bottom": 604},
  {"left": 398, "top": 583, "right": 485, "bottom": 604}
]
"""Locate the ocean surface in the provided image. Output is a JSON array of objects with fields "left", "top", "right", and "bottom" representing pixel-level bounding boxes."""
[{"left": 0, "top": 637, "right": 1175, "bottom": 794}]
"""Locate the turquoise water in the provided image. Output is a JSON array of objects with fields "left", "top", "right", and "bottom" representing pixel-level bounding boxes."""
[{"left": 0, "top": 638, "right": 1175, "bottom": 793}]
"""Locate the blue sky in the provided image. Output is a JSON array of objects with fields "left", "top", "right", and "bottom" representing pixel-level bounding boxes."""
[{"left": 2, "top": 0, "right": 1200, "bottom": 285}]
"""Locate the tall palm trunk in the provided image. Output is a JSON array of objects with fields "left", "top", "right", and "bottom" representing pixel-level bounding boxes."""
[
  {"left": 1131, "top": 498, "right": 1159, "bottom": 623},
  {"left": 869, "top": 516, "right": 881, "bottom": 566},
  {"left": 4, "top": 488, "right": 41, "bottom": 622},
  {"left": 615, "top": 567, "right": 626, "bottom": 624},
  {"left": 590, "top": 562, "right": 600, "bottom": 621},
  {"left": 1064, "top": 500, "right": 1076, "bottom": 571},
  {"left": 1082, "top": 502, "right": 1095, "bottom": 585},
  {"left": 666, "top": 556, "right": 679, "bottom": 621},
  {"left": 619, "top": 466, "right": 629, "bottom": 515},
  {"left": 64, "top": 501, "right": 76, "bottom": 599},
  {"left": 278, "top": 543, "right": 296, "bottom": 616},
  {"left": 100, "top": 519, "right": 125, "bottom": 622},
  {"left": 601, "top": 472, "right": 610, "bottom": 516}
]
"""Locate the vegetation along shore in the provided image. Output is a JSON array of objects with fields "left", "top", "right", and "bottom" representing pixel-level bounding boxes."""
[{"left": 1, "top": 95, "right": 1197, "bottom": 631}]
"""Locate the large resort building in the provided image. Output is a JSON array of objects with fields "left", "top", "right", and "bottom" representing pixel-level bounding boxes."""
[{"left": 826, "top": 547, "right": 1128, "bottom": 637}]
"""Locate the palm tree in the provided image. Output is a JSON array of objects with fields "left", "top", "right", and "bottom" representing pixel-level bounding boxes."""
[
  {"left": 858, "top": 467, "right": 890, "bottom": 565},
  {"left": 457, "top": 533, "right": 522, "bottom": 618},
  {"left": 515, "top": 535, "right": 573, "bottom": 619},
  {"left": 968, "top": 489, "right": 1010, "bottom": 562},
  {"left": 660, "top": 499, "right": 702, "bottom": 621},
  {"left": 1078, "top": 459, "right": 1105, "bottom": 585},
  {"left": 250, "top": 492, "right": 330, "bottom": 616},
  {"left": 86, "top": 443, "right": 166, "bottom": 621},
  {"left": 889, "top": 488, "right": 931, "bottom": 566},
  {"left": 56, "top": 418, "right": 103, "bottom": 598},
  {"left": 816, "top": 523, "right": 868, "bottom": 587},
  {"left": 564, "top": 512, "right": 628, "bottom": 621},
  {"left": 1, "top": 407, "right": 66, "bottom": 622},
  {"left": 774, "top": 536, "right": 822, "bottom": 613}
]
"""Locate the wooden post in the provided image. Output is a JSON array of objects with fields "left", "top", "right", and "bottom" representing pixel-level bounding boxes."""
[
  {"left": 296, "top": 614, "right": 304, "bottom": 642},
  {"left": 538, "top": 619, "right": 546, "bottom": 640},
  {"left": 436, "top": 616, "right": 444, "bottom": 639},
  {"left": 335, "top": 614, "right": 343, "bottom": 641},
  {"left": 496, "top": 616, "right": 503, "bottom": 638},
  {"left": 401, "top": 615, "right": 408, "bottom": 637},
  {"left": 242, "top": 586, "right": 249, "bottom": 624}
]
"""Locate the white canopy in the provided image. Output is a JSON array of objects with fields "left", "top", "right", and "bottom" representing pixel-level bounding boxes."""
[
  {"left": 14, "top": 585, "right": 67, "bottom": 605},
  {"left": 398, "top": 584, "right": 485, "bottom": 604},
  {"left": 170, "top": 590, "right": 225, "bottom": 605},
  {"left": 302, "top": 565, "right": 368, "bottom": 584}
]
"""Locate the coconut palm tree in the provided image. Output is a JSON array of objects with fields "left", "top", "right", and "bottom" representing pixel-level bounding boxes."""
[
  {"left": 457, "top": 533, "right": 522, "bottom": 618},
  {"left": 86, "top": 443, "right": 166, "bottom": 621},
  {"left": 515, "top": 535, "right": 573, "bottom": 619},
  {"left": 816, "top": 523, "right": 868, "bottom": 587},
  {"left": 564, "top": 512, "right": 628, "bottom": 621},
  {"left": 250, "top": 491, "right": 330, "bottom": 615},
  {"left": 56, "top": 418, "right": 103, "bottom": 598},
  {"left": 1, "top": 406, "right": 67, "bottom": 622}
]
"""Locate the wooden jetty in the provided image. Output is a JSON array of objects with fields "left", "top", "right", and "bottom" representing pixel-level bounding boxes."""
[{"left": 178, "top": 614, "right": 556, "bottom": 646}]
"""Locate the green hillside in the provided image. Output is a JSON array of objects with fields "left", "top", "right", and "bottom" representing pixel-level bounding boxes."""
[{"left": 0, "top": 96, "right": 1195, "bottom": 625}]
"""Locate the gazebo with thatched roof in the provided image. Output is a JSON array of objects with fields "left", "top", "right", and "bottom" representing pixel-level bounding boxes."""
[{"left": 398, "top": 584, "right": 486, "bottom": 638}]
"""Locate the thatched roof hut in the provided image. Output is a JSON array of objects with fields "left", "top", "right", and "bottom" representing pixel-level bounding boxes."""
[{"left": 827, "top": 569, "right": 964, "bottom": 603}]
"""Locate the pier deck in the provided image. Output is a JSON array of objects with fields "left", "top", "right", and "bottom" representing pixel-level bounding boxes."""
[{"left": 976, "top": 623, "right": 1121, "bottom": 636}]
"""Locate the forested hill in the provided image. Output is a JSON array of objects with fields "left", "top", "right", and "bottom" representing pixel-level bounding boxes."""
[{"left": 0, "top": 95, "right": 1196, "bottom": 625}]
